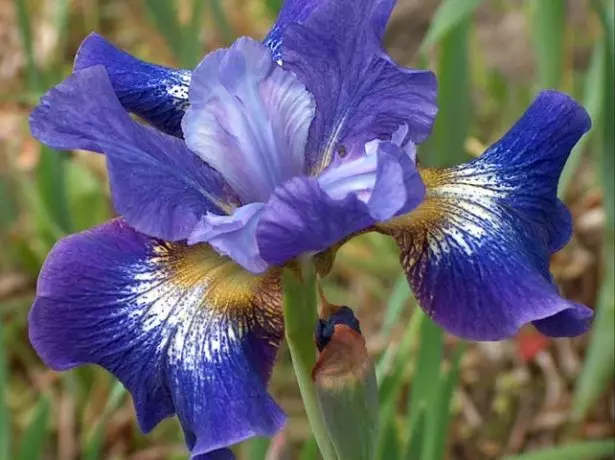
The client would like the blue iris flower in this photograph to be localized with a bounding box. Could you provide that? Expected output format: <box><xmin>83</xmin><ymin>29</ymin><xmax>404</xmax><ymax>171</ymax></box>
<box><xmin>27</xmin><ymin>0</ymin><xmax>592</xmax><ymax>458</ymax></box>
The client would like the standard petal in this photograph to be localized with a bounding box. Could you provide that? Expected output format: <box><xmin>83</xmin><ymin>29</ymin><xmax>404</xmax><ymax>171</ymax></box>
<box><xmin>29</xmin><ymin>219</ymin><xmax>285</xmax><ymax>456</ymax></box>
<box><xmin>377</xmin><ymin>91</ymin><xmax>593</xmax><ymax>340</ymax></box>
<box><xmin>29</xmin><ymin>66</ymin><xmax>237</xmax><ymax>241</ymax></box>
<box><xmin>182</xmin><ymin>37</ymin><xmax>315</xmax><ymax>204</ymax></box>
<box><xmin>256</xmin><ymin>139</ymin><xmax>424</xmax><ymax>267</ymax></box>
<box><xmin>281</xmin><ymin>0</ymin><xmax>437</xmax><ymax>174</ymax></box>
<box><xmin>74</xmin><ymin>33</ymin><xmax>190</xmax><ymax>137</ymax></box>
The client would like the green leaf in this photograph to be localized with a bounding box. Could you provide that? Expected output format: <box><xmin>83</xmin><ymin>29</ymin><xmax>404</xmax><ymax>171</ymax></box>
<box><xmin>573</xmin><ymin>0</ymin><xmax>615</xmax><ymax>419</ymax></box>
<box><xmin>179</xmin><ymin>0</ymin><xmax>208</xmax><ymax>68</ymax></box>
<box><xmin>82</xmin><ymin>381</ymin><xmax>127</xmax><ymax>460</ymax></box>
<box><xmin>421</xmin><ymin>15</ymin><xmax>472</xmax><ymax>167</ymax></box>
<box><xmin>501</xmin><ymin>440</ymin><xmax>615</xmax><ymax>460</ymax></box>
<box><xmin>13</xmin><ymin>0</ymin><xmax>42</xmax><ymax>91</ymax></box>
<box><xmin>241</xmin><ymin>437</ymin><xmax>271</xmax><ymax>460</ymax></box>
<box><xmin>0</xmin><ymin>324</ymin><xmax>9</xmax><ymax>460</ymax></box>
<box><xmin>380</xmin><ymin>274</ymin><xmax>411</xmax><ymax>341</ymax></box>
<box><xmin>265</xmin><ymin>0</ymin><xmax>283</xmax><ymax>15</ymax></box>
<box><xmin>421</xmin><ymin>344</ymin><xmax>465</xmax><ymax>460</ymax></box>
<box><xmin>420</xmin><ymin>0</ymin><xmax>484</xmax><ymax>50</ymax></box>
<box><xmin>210</xmin><ymin>0</ymin><xmax>234</xmax><ymax>44</ymax></box>
<box><xmin>143</xmin><ymin>0</ymin><xmax>183</xmax><ymax>59</ymax></box>
<box><xmin>403</xmin><ymin>314</ymin><xmax>443</xmax><ymax>458</ymax></box>
<box><xmin>16</xmin><ymin>396</ymin><xmax>51</xmax><ymax>460</ymax></box>
<box><xmin>530</xmin><ymin>0</ymin><xmax>566</xmax><ymax>89</ymax></box>
<box><xmin>558</xmin><ymin>39</ymin><xmax>606</xmax><ymax>197</ymax></box>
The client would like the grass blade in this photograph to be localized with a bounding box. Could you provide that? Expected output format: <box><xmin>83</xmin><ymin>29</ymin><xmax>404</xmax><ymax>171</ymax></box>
<box><xmin>402</xmin><ymin>314</ymin><xmax>444</xmax><ymax>457</ymax></box>
<box><xmin>558</xmin><ymin>39</ymin><xmax>605</xmax><ymax>196</ymax></box>
<box><xmin>573</xmin><ymin>0</ymin><xmax>615</xmax><ymax>419</ymax></box>
<box><xmin>420</xmin><ymin>0</ymin><xmax>484</xmax><ymax>50</ymax></box>
<box><xmin>530</xmin><ymin>0</ymin><xmax>566</xmax><ymax>89</ymax></box>
<box><xmin>143</xmin><ymin>0</ymin><xmax>183</xmax><ymax>59</ymax></box>
<box><xmin>380</xmin><ymin>274</ymin><xmax>411</xmax><ymax>341</ymax></box>
<box><xmin>421</xmin><ymin>15</ymin><xmax>472</xmax><ymax>167</ymax></box>
<box><xmin>0</xmin><ymin>324</ymin><xmax>9</xmax><ymax>460</ymax></box>
<box><xmin>421</xmin><ymin>344</ymin><xmax>465</xmax><ymax>460</ymax></box>
<box><xmin>16</xmin><ymin>396</ymin><xmax>51</xmax><ymax>460</ymax></box>
<box><xmin>210</xmin><ymin>0</ymin><xmax>234</xmax><ymax>44</ymax></box>
<box><xmin>179</xmin><ymin>0</ymin><xmax>208</xmax><ymax>68</ymax></box>
<box><xmin>501</xmin><ymin>440</ymin><xmax>615</xmax><ymax>460</ymax></box>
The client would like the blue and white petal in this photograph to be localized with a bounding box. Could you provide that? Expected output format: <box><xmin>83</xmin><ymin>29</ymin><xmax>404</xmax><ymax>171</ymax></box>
<box><xmin>182</xmin><ymin>37</ymin><xmax>315</xmax><ymax>204</ymax></box>
<box><xmin>29</xmin><ymin>219</ymin><xmax>285</xmax><ymax>457</ymax></box>
<box><xmin>29</xmin><ymin>66</ymin><xmax>237</xmax><ymax>242</ymax></box>
<box><xmin>281</xmin><ymin>0</ymin><xmax>437</xmax><ymax>173</ymax></box>
<box><xmin>378</xmin><ymin>91</ymin><xmax>593</xmax><ymax>340</ymax></box>
<box><xmin>75</xmin><ymin>33</ymin><xmax>190</xmax><ymax>137</ymax></box>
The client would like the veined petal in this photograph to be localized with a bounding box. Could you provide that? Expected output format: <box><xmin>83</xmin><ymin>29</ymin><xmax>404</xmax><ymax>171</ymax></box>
<box><xmin>189</xmin><ymin>202</ymin><xmax>269</xmax><ymax>274</ymax></box>
<box><xmin>29</xmin><ymin>220</ymin><xmax>285</xmax><ymax>456</ymax></box>
<box><xmin>74</xmin><ymin>33</ymin><xmax>190</xmax><ymax>137</ymax></box>
<box><xmin>281</xmin><ymin>0</ymin><xmax>437</xmax><ymax>174</ymax></box>
<box><xmin>377</xmin><ymin>91</ymin><xmax>593</xmax><ymax>340</ymax></box>
<box><xmin>256</xmin><ymin>138</ymin><xmax>424</xmax><ymax>267</ymax></box>
<box><xmin>29</xmin><ymin>66</ymin><xmax>237</xmax><ymax>241</ymax></box>
<box><xmin>183</xmin><ymin>37</ymin><xmax>315</xmax><ymax>204</ymax></box>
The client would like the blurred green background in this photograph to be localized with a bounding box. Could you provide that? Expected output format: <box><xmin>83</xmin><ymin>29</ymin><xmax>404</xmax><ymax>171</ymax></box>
<box><xmin>0</xmin><ymin>0</ymin><xmax>613</xmax><ymax>459</ymax></box>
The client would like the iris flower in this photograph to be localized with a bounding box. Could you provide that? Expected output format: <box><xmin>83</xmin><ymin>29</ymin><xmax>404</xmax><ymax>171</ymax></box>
<box><xmin>27</xmin><ymin>0</ymin><xmax>592</xmax><ymax>458</ymax></box>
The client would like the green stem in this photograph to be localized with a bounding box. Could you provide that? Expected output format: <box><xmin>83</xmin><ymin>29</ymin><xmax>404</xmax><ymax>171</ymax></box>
<box><xmin>283</xmin><ymin>264</ymin><xmax>337</xmax><ymax>460</ymax></box>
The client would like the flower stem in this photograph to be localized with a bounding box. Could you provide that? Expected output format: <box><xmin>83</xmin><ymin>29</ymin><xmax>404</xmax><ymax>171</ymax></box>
<box><xmin>282</xmin><ymin>263</ymin><xmax>337</xmax><ymax>460</ymax></box>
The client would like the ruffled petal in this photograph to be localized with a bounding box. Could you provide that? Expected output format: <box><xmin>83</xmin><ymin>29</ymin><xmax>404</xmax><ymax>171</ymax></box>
<box><xmin>74</xmin><ymin>33</ymin><xmax>190</xmax><ymax>137</ymax></box>
<box><xmin>281</xmin><ymin>0</ymin><xmax>437</xmax><ymax>174</ymax></box>
<box><xmin>182</xmin><ymin>37</ymin><xmax>315</xmax><ymax>204</ymax></box>
<box><xmin>377</xmin><ymin>91</ymin><xmax>593</xmax><ymax>340</ymax></box>
<box><xmin>29</xmin><ymin>66</ymin><xmax>237</xmax><ymax>241</ymax></box>
<box><xmin>189</xmin><ymin>202</ymin><xmax>269</xmax><ymax>274</ymax></box>
<box><xmin>256</xmin><ymin>138</ymin><xmax>424</xmax><ymax>267</ymax></box>
<box><xmin>29</xmin><ymin>219</ymin><xmax>285</xmax><ymax>456</ymax></box>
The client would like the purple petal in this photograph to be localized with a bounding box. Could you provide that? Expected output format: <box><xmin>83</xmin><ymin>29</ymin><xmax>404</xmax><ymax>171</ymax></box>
<box><xmin>281</xmin><ymin>0</ymin><xmax>437</xmax><ymax>174</ymax></box>
<box><xmin>379</xmin><ymin>91</ymin><xmax>593</xmax><ymax>340</ymax></box>
<box><xmin>189</xmin><ymin>203</ymin><xmax>269</xmax><ymax>274</ymax></box>
<box><xmin>29</xmin><ymin>66</ymin><xmax>237</xmax><ymax>241</ymax></box>
<box><xmin>29</xmin><ymin>220</ymin><xmax>285</xmax><ymax>456</ymax></box>
<box><xmin>74</xmin><ymin>33</ymin><xmax>190</xmax><ymax>137</ymax></box>
<box><xmin>256</xmin><ymin>137</ymin><xmax>424</xmax><ymax>267</ymax></box>
<box><xmin>183</xmin><ymin>37</ymin><xmax>315</xmax><ymax>204</ymax></box>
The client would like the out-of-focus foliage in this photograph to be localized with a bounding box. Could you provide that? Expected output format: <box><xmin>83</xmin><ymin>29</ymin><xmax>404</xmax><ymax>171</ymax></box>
<box><xmin>0</xmin><ymin>0</ymin><xmax>613</xmax><ymax>459</ymax></box>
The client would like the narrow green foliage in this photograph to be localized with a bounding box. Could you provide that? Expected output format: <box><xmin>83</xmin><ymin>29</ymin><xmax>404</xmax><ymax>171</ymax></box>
<box><xmin>421</xmin><ymin>344</ymin><xmax>466</xmax><ymax>460</ymax></box>
<box><xmin>420</xmin><ymin>0</ymin><xmax>485</xmax><ymax>50</ymax></box>
<box><xmin>241</xmin><ymin>437</ymin><xmax>271</xmax><ymax>460</ymax></box>
<box><xmin>83</xmin><ymin>381</ymin><xmax>127</xmax><ymax>460</ymax></box>
<box><xmin>380</xmin><ymin>274</ymin><xmax>411</xmax><ymax>341</ymax></box>
<box><xmin>573</xmin><ymin>0</ymin><xmax>615</xmax><ymax>419</ymax></box>
<box><xmin>422</xmin><ymin>16</ymin><xmax>472</xmax><ymax>167</ymax></box>
<box><xmin>179</xmin><ymin>0</ymin><xmax>208</xmax><ymax>68</ymax></box>
<box><xmin>265</xmin><ymin>0</ymin><xmax>283</xmax><ymax>15</ymax></box>
<box><xmin>36</xmin><ymin>147</ymin><xmax>72</xmax><ymax>235</ymax></box>
<box><xmin>530</xmin><ymin>0</ymin><xmax>566</xmax><ymax>89</ymax></box>
<box><xmin>210</xmin><ymin>0</ymin><xmax>234</xmax><ymax>44</ymax></box>
<box><xmin>299</xmin><ymin>438</ymin><xmax>320</xmax><ymax>460</ymax></box>
<box><xmin>143</xmin><ymin>0</ymin><xmax>183</xmax><ymax>59</ymax></box>
<box><xmin>375</xmin><ymin>401</ymin><xmax>401</xmax><ymax>460</ymax></box>
<box><xmin>16</xmin><ymin>396</ymin><xmax>50</xmax><ymax>460</ymax></box>
<box><xmin>13</xmin><ymin>0</ymin><xmax>42</xmax><ymax>91</ymax></box>
<box><xmin>501</xmin><ymin>440</ymin><xmax>615</xmax><ymax>460</ymax></box>
<box><xmin>283</xmin><ymin>266</ymin><xmax>337</xmax><ymax>460</ymax></box>
<box><xmin>403</xmin><ymin>314</ymin><xmax>443</xmax><ymax>457</ymax></box>
<box><xmin>0</xmin><ymin>324</ymin><xmax>9</xmax><ymax>460</ymax></box>
<box><xmin>403</xmin><ymin>406</ymin><xmax>425</xmax><ymax>460</ymax></box>
<box><xmin>559</xmin><ymin>39</ymin><xmax>606</xmax><ymax>197</ymax></box>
